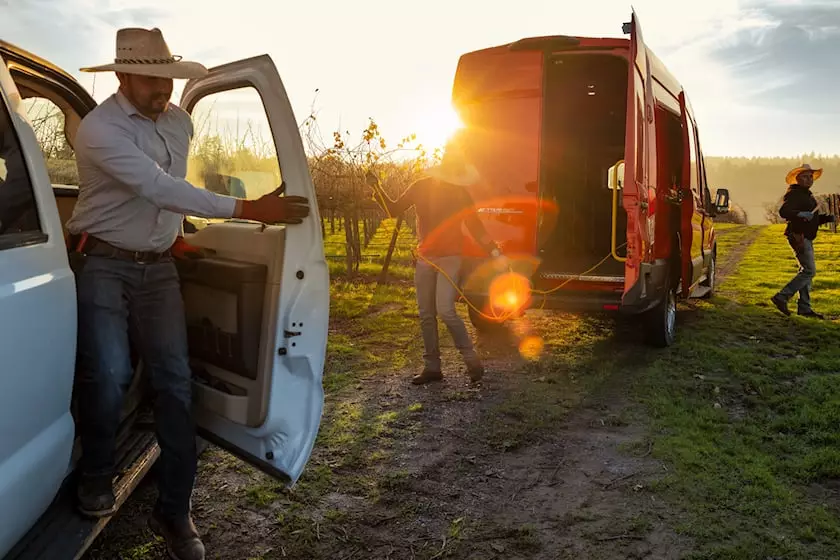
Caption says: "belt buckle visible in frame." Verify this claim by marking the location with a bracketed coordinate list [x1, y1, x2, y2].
[133, 251, 152, 264]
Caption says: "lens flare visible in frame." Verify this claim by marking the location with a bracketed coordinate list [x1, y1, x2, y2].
[519, 336, 544, 361]
[489, 272, 531, 313]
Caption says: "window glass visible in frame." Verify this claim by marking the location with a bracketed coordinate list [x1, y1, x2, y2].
[21, 97, 78, 185]
[0, 97, 42, 242]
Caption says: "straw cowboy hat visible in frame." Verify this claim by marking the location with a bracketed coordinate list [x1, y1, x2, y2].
[427, 141, 480, 187]
[786, 163, 823, 185]
[80, 27, 208, 79]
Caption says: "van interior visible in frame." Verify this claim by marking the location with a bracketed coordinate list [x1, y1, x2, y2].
[537, 53, 628, 278]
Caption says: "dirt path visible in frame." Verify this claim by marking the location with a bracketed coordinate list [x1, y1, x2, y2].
[85, 232, 763, 560]
[715, 227, 762, 285]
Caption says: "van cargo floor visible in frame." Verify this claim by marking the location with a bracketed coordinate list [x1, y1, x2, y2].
[5, 430, 159, 560]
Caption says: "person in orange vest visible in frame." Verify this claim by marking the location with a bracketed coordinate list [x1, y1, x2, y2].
[367, 140, 503, 384]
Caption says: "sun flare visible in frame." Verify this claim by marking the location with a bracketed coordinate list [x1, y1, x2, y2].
[414, 103, 464, 151]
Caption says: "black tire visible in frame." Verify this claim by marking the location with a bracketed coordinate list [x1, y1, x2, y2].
[644, 284, 678, 348]
[700, 251, 716, 299]
[467, 301, 507, 333]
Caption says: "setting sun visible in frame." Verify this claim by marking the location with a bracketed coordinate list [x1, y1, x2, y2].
[412, 102, 464, 150]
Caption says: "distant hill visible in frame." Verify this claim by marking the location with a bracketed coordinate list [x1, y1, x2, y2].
[705, 155, 840, 224]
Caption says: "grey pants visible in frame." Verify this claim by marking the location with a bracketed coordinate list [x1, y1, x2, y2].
[415, 255, 479, 372]
[777, 236, 816, 314]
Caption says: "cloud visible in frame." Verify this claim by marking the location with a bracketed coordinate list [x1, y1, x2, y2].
[712, 0, 840, 114]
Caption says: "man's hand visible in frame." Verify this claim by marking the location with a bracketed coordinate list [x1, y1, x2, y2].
[236, 182, 310, 224]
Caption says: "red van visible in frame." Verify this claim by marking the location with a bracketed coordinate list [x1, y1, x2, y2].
[455, 11, 730, 347]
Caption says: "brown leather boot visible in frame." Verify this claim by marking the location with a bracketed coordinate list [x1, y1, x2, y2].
[76, 472, 116, 518]
[467, 363, 485, 382]
[411, 369, 443, 385]
[149, 510, 205, 560]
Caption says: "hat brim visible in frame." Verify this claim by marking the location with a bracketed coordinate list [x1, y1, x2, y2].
[427, 163, 480, 187]
[80, 60, 208, 80]
[786, 166, 823, 185]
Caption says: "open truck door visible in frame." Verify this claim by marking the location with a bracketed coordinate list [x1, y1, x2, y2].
[621, 10, 655, 303]
[178, 55, 329, 484]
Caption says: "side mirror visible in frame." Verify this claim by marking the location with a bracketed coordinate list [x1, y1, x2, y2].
[204, 173, 247, 198]
[608, 160, 625, 191]
[714, 188, 730, 214]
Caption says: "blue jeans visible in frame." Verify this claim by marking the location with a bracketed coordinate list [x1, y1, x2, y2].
[75, 255, 196, 519]
[778, 235, 816, 314]
[415, 256, 479, 371]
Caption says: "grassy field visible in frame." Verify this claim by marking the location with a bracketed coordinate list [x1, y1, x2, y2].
[85, 224, 840, 560]
[637, 225, 840, 559]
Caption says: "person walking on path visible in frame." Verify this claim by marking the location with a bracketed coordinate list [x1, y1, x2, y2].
[771, 163, 835, 319]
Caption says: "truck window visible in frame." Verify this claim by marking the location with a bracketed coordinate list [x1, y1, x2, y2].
[184, 86, 282, 230]
[21, 97, 78, 186]
[0, 96, 42, 245]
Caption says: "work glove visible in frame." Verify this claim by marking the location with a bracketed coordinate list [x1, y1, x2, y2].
[797, 210, 816, 221]
[236, 182, 310, 224]
[172, 236, 214, 260]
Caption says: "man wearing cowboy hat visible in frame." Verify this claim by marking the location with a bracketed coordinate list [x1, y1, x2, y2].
[771, 163, 835, 318]
[67, 28, 309, 560]
[367, 137, 502, 385]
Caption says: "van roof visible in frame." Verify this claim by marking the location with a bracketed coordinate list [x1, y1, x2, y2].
[457, 35, 684, 105]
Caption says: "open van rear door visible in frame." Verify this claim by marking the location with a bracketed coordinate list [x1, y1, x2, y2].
[621, 10, 655, 301]
[178, 55, 329, 484]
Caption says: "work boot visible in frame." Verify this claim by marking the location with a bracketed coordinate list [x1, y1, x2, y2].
[466, 362, 485, 383]
[411, 369, 443, 385]
[149, 509, 205, 560]
[771, 294, 791, 316]
[799, 310, 825, 319]
[76, 472, 116, 518]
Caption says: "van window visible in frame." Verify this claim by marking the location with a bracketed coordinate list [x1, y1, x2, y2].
[0, 96, 42, 247]
[22, 97, 78, 186]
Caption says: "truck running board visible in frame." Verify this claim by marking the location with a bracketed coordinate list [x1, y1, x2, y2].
[6, 431, 159, 560]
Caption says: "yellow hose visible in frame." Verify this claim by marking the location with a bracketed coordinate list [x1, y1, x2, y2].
[369, 179, 625, 323]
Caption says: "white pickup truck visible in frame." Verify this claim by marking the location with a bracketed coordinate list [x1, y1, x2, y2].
[0, 40, 330, 559]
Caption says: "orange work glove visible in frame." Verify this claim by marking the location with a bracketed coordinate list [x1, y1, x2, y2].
[171, 236, 213, 260]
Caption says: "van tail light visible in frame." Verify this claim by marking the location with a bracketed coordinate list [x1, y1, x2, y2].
[603, 304, 620, 311]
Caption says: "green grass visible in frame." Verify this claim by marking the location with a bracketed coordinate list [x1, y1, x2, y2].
[638, 225, 840, 559]
[324, 218, 418, 280]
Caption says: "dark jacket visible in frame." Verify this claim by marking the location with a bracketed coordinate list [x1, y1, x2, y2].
[778, 185, 832, 240]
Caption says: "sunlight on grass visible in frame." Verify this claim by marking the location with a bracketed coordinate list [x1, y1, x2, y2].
[639, 225, 840, 558]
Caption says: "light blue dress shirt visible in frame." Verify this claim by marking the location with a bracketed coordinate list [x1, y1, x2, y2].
[67, 91, 237, 252]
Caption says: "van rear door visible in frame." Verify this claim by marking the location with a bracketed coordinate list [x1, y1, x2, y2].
[451, 47, 543, 259]
[621, 10, 655, 301]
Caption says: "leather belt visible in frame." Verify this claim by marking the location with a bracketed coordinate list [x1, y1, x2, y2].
[81, 235, 172, 264]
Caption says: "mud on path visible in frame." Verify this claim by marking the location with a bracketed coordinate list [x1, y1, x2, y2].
[85, 233, 761, 560]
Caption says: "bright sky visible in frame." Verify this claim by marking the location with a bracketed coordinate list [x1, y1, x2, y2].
[3, 0, 840, 157]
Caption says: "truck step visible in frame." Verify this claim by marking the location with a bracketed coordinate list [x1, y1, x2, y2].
[5, 431, 159, 560]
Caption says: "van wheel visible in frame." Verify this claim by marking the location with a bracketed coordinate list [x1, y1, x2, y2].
[700, 252, 716, 299]
[645, 285, 677, 348]
[468, 301, 507, 333]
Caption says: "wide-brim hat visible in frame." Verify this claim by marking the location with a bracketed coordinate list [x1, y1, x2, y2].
[786, 163, 823, 185]
[80, 27, 208, 80]
[427, 161, 481, 187]
[427, 137, 480, 187]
